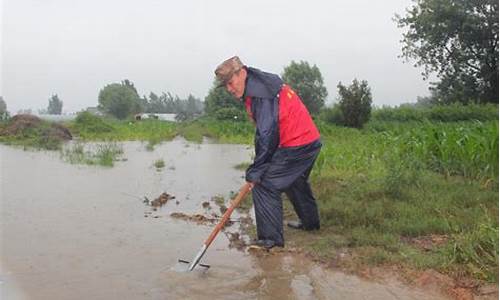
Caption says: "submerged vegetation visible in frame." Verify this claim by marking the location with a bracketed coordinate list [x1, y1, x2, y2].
[153, 159, 165, 170]
[61, 142, 124, 167]
[0, 103, 497, 283]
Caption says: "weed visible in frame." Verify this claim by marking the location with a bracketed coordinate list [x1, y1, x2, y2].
[153, 159, 165, 170]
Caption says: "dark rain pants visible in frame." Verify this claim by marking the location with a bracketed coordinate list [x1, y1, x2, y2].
[252, 139, 322, 246]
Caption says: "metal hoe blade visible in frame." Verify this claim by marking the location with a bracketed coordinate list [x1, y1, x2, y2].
[179, 183, 252, 272]
[178, 258, 210, 270]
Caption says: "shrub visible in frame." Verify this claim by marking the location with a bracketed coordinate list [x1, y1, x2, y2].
[319, 104, 344, 126]
[213, 107, 247, 121]
[337, 79, 372, 128]
[74, 111, 114, 134]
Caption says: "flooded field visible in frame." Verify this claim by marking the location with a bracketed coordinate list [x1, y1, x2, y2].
[0, 138, 448, 299]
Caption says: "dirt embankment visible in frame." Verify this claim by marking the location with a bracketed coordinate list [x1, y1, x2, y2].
[0, 114, 72, 141]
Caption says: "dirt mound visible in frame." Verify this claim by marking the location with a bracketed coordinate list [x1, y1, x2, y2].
[0, 114, 72, 140]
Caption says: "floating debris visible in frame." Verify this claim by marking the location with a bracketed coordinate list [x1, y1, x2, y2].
[170, 212, 235, 226]
[150, 192, 175, 207]
[170, 212, 213, 225]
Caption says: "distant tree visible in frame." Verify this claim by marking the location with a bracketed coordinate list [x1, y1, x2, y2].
[204, 79, 246, 120]
[17, 109, 33, 115]
[337, 79, 372, 128]
[121, 79, 138, 95]
[282, 61, 328, 114]
[147, 92, 161, 113]
[396, 0, 499, 104]
[0, 96, 9, 120]
[47, 94, 63, 114]
[175, 94, 203, 121]
[416, 93, 438, 107]
[98, 80, 141, 119]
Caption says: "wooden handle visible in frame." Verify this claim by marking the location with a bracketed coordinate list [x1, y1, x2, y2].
[203, 183, 252, 247]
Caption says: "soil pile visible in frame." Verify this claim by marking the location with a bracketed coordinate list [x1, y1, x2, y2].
[0, 114, 72, 141]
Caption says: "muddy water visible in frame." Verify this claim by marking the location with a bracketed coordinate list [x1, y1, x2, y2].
[0, 138, 447, 300]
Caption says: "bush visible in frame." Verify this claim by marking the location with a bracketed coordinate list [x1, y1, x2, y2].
[213, 107, 247, 121]
[98, 81, 141, 119]
[371, 103, 498, 123]
[74, 111, 114, 134]
[319, 104, 344, 125]
[337, 79, 372, 128]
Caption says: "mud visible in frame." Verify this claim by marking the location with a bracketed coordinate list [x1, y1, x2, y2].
[0, 139, 460, 300]
[170, 212, 220, 225]
[0, 114, 72, 140]
[150, 192, 175, 207]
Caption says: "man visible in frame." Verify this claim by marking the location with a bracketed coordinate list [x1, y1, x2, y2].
[215, 56, 322, 249]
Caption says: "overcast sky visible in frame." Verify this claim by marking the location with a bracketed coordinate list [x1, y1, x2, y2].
[2, 0, 431, 114]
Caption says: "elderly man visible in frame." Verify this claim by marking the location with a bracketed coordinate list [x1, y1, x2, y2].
[215, 56, 322, 249]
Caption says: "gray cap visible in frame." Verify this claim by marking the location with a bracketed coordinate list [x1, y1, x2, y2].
[214, 56, 244, 87]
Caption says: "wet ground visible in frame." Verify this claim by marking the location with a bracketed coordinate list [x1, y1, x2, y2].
[1, 138, 449, 299]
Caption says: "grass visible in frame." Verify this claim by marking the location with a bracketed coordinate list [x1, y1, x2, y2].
[153, 159, 165, 170]
[67, 112, 177, 142]
[292, 119, 499, 282]
[234, 162, 251, 171]
[177, 117, 254, 144]
[371, 103, 498, 123]
[61, 142, 124, 167]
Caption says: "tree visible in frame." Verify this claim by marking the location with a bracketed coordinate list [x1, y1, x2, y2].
[337, 79, 372, 128]
[47, 94, 63, 114]
[396, 0, 499, 104]
[204, 79, 246, 120]
[98, 80, 141, 119]
[0, 96, 9, 120]
[282, 61, 328, 114]
[175, 94, 204, 121]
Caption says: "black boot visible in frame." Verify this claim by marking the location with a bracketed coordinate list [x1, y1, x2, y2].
[287, 220, 304, 230]
[287, 220, 320, 231]
[251, 239, 282, 249]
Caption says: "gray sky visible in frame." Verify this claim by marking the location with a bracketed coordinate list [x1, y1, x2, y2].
[2, 0, 431, 114]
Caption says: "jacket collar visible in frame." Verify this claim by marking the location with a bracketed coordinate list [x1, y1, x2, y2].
[242, 67, 283, 100]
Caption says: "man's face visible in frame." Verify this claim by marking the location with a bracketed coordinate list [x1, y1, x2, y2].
[225, 68, 247, 99]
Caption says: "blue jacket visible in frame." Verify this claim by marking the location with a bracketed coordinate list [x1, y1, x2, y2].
[243, 67, 283, 183]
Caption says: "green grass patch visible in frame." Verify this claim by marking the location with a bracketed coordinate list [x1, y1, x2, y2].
[68, 112, 177, 142]
[61, 142, 124, 167]
[371, 103, 498, 123]
[234, 162, 251, 171]
[178, 117, 254, 144]
[153, 159, 165, 170]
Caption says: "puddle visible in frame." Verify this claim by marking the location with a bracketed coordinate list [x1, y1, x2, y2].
[0, 138, 448, 299]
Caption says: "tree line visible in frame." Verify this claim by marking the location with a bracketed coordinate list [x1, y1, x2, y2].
[2, 0, 497, 127]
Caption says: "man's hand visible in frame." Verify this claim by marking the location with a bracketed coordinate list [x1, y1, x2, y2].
[247, 182, 255, 190]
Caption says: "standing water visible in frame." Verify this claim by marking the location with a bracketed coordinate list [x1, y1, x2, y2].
[0, 138, 447, 299]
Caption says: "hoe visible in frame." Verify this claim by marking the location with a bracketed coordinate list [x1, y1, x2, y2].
[179, 182, 252, 271]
